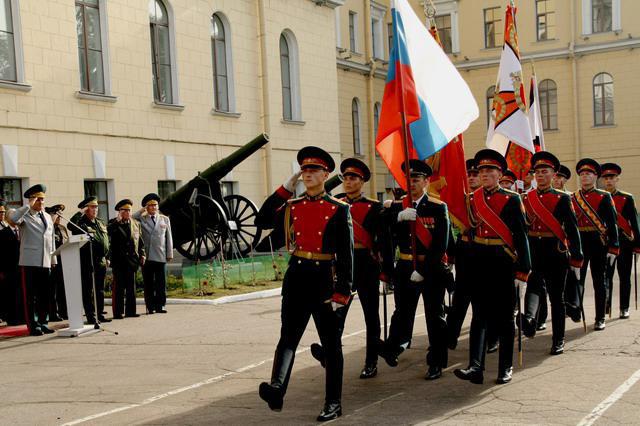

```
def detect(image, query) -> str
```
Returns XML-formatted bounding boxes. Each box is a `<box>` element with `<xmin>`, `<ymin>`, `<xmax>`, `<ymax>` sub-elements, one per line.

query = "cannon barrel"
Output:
<box><xmin>160</xmin><ymin>133</ymin><xmax>269</xmax><ymax>215</ymax></box>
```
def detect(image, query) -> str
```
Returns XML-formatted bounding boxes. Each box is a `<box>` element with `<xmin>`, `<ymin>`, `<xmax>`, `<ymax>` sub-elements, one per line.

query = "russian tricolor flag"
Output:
<box><xmin>376</xmin><ymin>0</ymin><xmax>478</xmax><ymax>189</ymax></box>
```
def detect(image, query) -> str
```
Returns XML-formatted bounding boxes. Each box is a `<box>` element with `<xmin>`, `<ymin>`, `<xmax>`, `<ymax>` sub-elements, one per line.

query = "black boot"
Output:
<box><xmin>496</xmin><ymin>366</ymin><xmax>513</xmax><ymax>384</ymax></box>
<box><xmin>258</xmin><ymin>382</ymin><xmax>283</xmax><ymax>412</ymax></box>
<box><xmin>359</xmin><ymin>364</ymin><xmax>377</xmax><ymax>379</ymax></box>
<box><xmin>550</xmin><ymin>340</ymin><xmax>564</xmax><ymax>355</ymax></box>
<box><xmin>378</xmin><ymin>342</ymin><xmax>400</xmax><ymax>367</ymax></box>
<box><xmin>424</xmin><ymin>365</ymin><xmax>442</xmax><ymax>381</ymax></box>
<box><xmin>519</xmin><ymin>314</ymin><xmax>537</xmax><ymax>338</ymax></box>
<box><xmin>310</xmin><ymin>343</ymin><xmax>326</xmax><ymax>368</ymax></box>
<box><xmin>317</xmin><ymin>401</ymin><xmax>342</xmax><ymax>421</ymax></box>
<box><xmin>454</xmin><ymin>367</ymin><xmax>483</xmax><ymax>384</ymax></box>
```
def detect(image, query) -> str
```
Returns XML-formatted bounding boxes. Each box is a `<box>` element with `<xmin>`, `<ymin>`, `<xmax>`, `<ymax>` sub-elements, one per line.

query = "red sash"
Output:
<box><xmin>617</xmin><ymin>214</ymin><xmax>634</xmax><ymax>240</ymax></box>
<box><xmin>471</xmin><ymin>189</ymin><xmax>515</xmax><ymax>252</ymax></box>
<box><xmin>573</xmin><ymin>190</ymin><xmax>608</xmax><ymax>239</ymax></box>
<box><xmin>352</xmin><ymin>220</ymin><xmax>373</xmax><ymax>249</ymax></box>
<box><xmin>525</xmin><ymin>192</ymin><xmax>568</xmax><ymax>247</ymax></box>
<box><xmin>402</xmin><ymin>197</ymin><xmax>434</xmax><ymax>249</ymax></box>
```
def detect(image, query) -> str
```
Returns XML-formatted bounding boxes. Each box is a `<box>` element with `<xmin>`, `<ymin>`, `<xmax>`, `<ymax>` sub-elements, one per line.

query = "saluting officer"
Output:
<box><xmin>379</xmin><ymin>159</ymin><xmax>450</xmax><ymax>381</ymax></box>
<box><xmin>256</xmin><ymin>146</ymin><xmax>353</xmax><ymax>422</ymax></box>
<box><xmin>309</xmin><ymin>158</ymin><xmax>393</xmax><ymax>379</ymax></box>
<box><xmin>45</xmin><ymin>204</ymin><xmax>68</xmax><ymax>321</ymax></box>
<box><xmin>72</xmin><ymin>197</ymin><xmax>111</xmax><ymax>324</ymax></box>
<box><xmin>567</xmin><ymin>159</ymin><xmax>619</xmax><ymax>331</ymax></box>
<box><xmin>520</xmin><ymin>152</ymin><xmax>583</xmax><ymax>355</ymax></box>
<box><xmin>454</xmin><ymin>150</ymin><xmax>531</xmax><ymax>385</ymax></box>
<box><xmin>108</xmin><ymin>200</ymin><xmax>146</xmax><ymax>319</ymax></box>
<box><xmin>133</xmin><ymin>193</ymin><xmax>173</xmax><ymax>314</ymax></box>
<box><xmin>8</xmin><ymin>184</ymin><xmax>56</xmax><ymax>335</ymax></box>
<box><xmin>600</xmin><ymin>163</ymin><xmax>640</xmax><ymax>319</ymax></box>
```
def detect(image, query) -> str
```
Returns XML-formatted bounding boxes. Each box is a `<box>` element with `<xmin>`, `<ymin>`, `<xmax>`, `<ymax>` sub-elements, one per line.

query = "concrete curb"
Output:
<box><xmin>103</xmin><ymin>287</ymin><xmax>282</xmax><ymax>306</ymax></box>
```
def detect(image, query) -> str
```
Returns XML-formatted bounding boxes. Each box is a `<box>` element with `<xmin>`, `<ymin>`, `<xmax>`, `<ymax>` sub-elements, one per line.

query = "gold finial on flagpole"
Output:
<box><xmin>530</xmin><ymin>58</ymin><xmax>536</xmax><ymax>76</ymax></box>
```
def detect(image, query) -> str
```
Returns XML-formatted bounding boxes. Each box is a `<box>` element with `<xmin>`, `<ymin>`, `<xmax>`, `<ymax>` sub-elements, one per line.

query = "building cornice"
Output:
<box><xmin>308</xmin><ymin>0</ymin><xmax>344</xmax><ymax>9</ymax></box>
<box><xmin>337</xmin><ymin>58</ymin><xmax>388</xmax><ymax>79</ymax></box>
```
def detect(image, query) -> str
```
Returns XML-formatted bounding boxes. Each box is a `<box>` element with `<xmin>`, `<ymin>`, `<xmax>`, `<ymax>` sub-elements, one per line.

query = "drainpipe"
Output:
<box><xmin>570</xmin><ymin>0</ymin><xmax>581</xmax><ymax>180</ymax></box>
<box><xmin>257</xmin><ymin>0</ymin><xmax>273</xmax><ymax>195</ymax></box>
<box><xmin>364</xmin><ymin>0</ymin><xmax>377</xmax><ymax>197</ymax></box>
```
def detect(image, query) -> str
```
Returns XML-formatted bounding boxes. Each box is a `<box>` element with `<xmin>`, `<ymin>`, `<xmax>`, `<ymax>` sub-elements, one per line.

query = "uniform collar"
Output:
<box><xmin>581</xmin><ymin>186</ymin><xmax>596</xmax><ymax>194</ymax></box>
<box><xmin>413</xmin><ymin>193</ymin><xmax>426</xmax><ymax>206</ymax></box>
<box><xmin>304</xmin><ymin>191</ymin><xmax>326</xmax><ymax>201</ymax></box>
<box><xmin>483</xmin><ymin>185</ymin><xmax>500</xmax><ymax>195</ymax></box>
<box><xmin>536</xmin><ymin>186</ymin><xmax>552</xmax><ymax>194</ymax></box>
<box><xmin>345</xmin><ymin>193</ymin><xmax>364</xmax><ymax>204</ymax></box>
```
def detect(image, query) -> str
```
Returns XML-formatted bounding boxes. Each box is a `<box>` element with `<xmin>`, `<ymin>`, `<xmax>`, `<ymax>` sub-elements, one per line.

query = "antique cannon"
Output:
<box><xmin>160</xmin><ymin>134</ymin><xmax>269</xmax><ymax>261</ymax></box>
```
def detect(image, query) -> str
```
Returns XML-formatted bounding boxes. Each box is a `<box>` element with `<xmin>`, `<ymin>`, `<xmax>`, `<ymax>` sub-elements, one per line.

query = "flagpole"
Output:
<box><xmin>392</xmin><ymin>3</ymin><xmax>417</xmax><ymax>268</ymax></box>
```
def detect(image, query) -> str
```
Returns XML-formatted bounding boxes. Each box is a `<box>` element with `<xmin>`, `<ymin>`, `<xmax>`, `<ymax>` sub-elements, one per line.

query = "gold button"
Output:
<box><xmin>315</xmin><ymin>261</ymin><xmax>319</xmax><ymax>266</ymax></box>
<box><xmin>298</xmin><ymin>260</ymin><xmax>301</xmax><ymax>264</ymax></box>
<box><xmin>332</xmin><ymin>206</ymin><xmax>336</xmax><ymax>210</ymax></box>
<box><xmin>325</xmin><ymin>216</ymin><xmax>329</xmax><ymax>220</ymax></box>
<box><xmin>292</xmin><ymin>206</ymin><xmax>295</xmax><ymax>210</ymax></box>
<box><xmin>320</xmin><ymin>201</ymin><xmax>324</xmax><ymax>204</ymax></box>
<box><xmin>296</xmin><ymin>232</ymin><xmax>300</xmax><ymax>236</ymax></box>
<box><xmin>317</xmin><ymin>247</ymin><xmax>321</xmax><ymax>251</ymax></box>
<box><xmin>318</xmin><ymin>231</ymin><xmax>322</xmax><ymax>235</ymax></box>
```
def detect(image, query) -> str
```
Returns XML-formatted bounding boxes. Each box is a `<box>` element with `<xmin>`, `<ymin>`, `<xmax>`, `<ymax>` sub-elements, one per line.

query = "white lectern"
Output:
<box><xmin>55</xmin><ymin>234</ymin><xmax>100</xmax><ymax>337</ymax></box>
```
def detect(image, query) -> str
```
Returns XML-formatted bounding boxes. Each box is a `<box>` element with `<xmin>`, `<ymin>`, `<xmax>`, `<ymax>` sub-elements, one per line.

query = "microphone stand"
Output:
<box><xmin>57</xmin><ymin>213</ymin><xmax>118</xmax><ymax>336</ymax></box>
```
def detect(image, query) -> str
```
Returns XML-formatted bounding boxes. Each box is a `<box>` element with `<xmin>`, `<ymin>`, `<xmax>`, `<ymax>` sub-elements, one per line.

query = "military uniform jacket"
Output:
<box><xmin>387</xmin><ymin>194</ymin><xmax>450</xmax><ymax>275</ymax></box>
<box><xmin>522</xmin><ymin>188</ymin><xmax>583</xmax><ymax>267</ymax></box>
<box><xmin>256</xmin><ymin>185</ymin><xmax>354</xmax><ymax>300</ymax></box>
<box><xmin>341</xmin><ymin>194</ymin><xmax>394</xmax><ymax>280</ymax></box>
<box><xmin>0</xmin><ymin>225</ymin><xmax>20</xmax><ymax>274</ymax></box>
<box><xmin>107</xmin><ymin>219</ymin><xmax>146</xmax><ymax>271</ymax></box>
<box><xmin>9</xmin><ymin>206</ymin><xmax>55</xmax><ymax>268</ymax></box>
<box><xmin>571</xmin><ymin>188</ymin><xmax>620</xmax><ymax>255</ymax></box>
<box><xmin>72</xmin><ymin>215</ymin><xmax>110</xmax><ymax>270</ymax></box>
<box><xmin>469</xmin><ymin>186</ymin><xmax>531</xmax><ymax>281</ymax></box>
<box><xmin>610</xmin><ymin>189</ymin><xmax>640</xmax><ymax>252</ymax></box>
<box><xmin>132</xmin><ymin>211</ymin><xmax>173</xmax><ymax>263</ymax></box>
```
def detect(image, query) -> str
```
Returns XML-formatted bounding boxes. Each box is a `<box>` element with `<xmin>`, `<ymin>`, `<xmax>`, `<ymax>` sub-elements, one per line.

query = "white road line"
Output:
<box><xmin>577</xmin><ymin>368</ymin><xmax>640</xmax><ymax>426</ymax></box>
<box><xmin>62</xmin><ymin>313</ymin><xmax>428</xmax><ymax>426</ymax></box>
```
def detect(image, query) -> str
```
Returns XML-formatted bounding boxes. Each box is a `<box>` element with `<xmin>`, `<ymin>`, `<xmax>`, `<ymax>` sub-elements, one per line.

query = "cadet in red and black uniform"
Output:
<box><xmin>601</xmin><ymin>163</ymin><xmax>640</xmax><ymax>319</ymax></box>
<box><xmin>553</xmin><ymin>165</ymin><xmax>572</xmax><ymax>192</ymax></box>
<box><xmin>520</xmin><ymin>152</ymin><xmax>583</xmax><ymax>355</ymax></box>
<box><xmin>309</xmin><ymin>158</ymin><xmax>393</xmax><ymax>379</ymax></box>
<box><xmin>255</xmin><ymin>146</ymin><xmax>353</xmax><ymax>422</ymax></box>
<box><xmin>446</xmin><ymin>158</ymin><xmax>480</xmax><ymax>350</ymax></box>
<box><xmin>454</xmin><ymin>149</ymin><xmax>531</xmax><ymax>385</ymax></box>
<box><xmin>499</xmin><ymin>169</ymin><xmax>517</xmax><ymax>190</ymax></box>
<box><xmin>566</xmin><ymin>159</ymin><xmax>619</xmax><ymax>331</ymax></box>
<box><xmin>379</xmin><ymin>159</ymin><xmax>450</xmax><ymax>381</ymax></box>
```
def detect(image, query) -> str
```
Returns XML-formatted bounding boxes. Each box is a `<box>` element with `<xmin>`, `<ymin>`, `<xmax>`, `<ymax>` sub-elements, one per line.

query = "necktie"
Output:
<box><xmin>38</xmin><ymin>212</ymin><xmax>47</xmax><ymax>227</ymax></box>
<box><xmin>151</xmin><ymin>215</ymin><xmax>156</xmax><ymax>226</ymax></box>
<box><xmin>14</xmin><ymin>228</ymin><xmax>19</xmax><ymax>240</ymax></box>
<box><xmin>413</xmin><ymin>202</ymin><xmax>417</xmax><ymax>209</ymax></box>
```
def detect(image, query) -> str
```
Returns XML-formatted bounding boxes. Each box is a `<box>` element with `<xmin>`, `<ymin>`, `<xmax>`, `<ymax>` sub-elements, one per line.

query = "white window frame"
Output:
<box><xmin>370</xmin><ymin>2</ymin><xmax>386</xmax><ymax>59</ymax></box>
<box><xmin>280</xmin><ymin>29</ymin><xmax>302</xmax><ymax>122</ymax></box>
<box><xmin>211</xmin><ymin>11</ymin><xmax>236</xmax><ymax>114</ymax></box>
<box><xmin>0</xmin><ymin>0</ymin><xmax>29</xmax><ymax>91</ymax></box>
<box><xmin>431</xmin><ymin>0</ymin><xmax>459</xmax><ymax>53</ymax></box>
<box><xmin>352</xmin><ymin>97</ymin><xmax>362</xmax><ymax>156</ymax></box>
<box><xmin>582</xmin><ymin>0</ymin><xmax>621</xmax><ymax>35</ymax></box>
<box><xmin>75</xmin><ymin>0</ymin><xmax>115</xmax><ymax>101</ymax></box>
<box><xmin>149</xmin><ymin>0</ymin><xmax>181</xmax><ymax>108</ymax></box>
<box><xmin>348</xmin><ymin>11</ymin><xmax>358</xmax><ymax>53</ymax></box>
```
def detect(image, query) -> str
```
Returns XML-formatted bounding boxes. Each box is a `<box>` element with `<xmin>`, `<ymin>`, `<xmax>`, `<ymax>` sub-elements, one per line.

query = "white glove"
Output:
<box><xmin>331</xmin><ymin>301</ymin><xmax>344</xmax><ymax>312</ymax></box>
<box><xmin>570</xmin><ymin>266</ymin><xmax>581</xmax><ymax>280</ymax></box>
<box><xmin>397</xmin><ymin>207</ymin><xmax>417</xmax><ymax>222</ymax></box>
<box><xmin>606</xmin><ymin>253</ymin><xmax>616</xmax><ymax>266</ymax></box>
<box><xmin>283</xmin><ymin>171</ymin><xmax>302</xmax><ymax>192</ymax></box>
<box><xmin>514</xmin><ymin>279</ymin><xmax>527</xmax><ymax>294</ymax></box>
<box><xmin>383</xmin><ymin>199</ymin><xmax>394</xmax><ymax>209</ymax></box>
<box><xmin>410</xmin><ymin>270</ymin><xmax>424</xmax><ymax>283</ymax></box>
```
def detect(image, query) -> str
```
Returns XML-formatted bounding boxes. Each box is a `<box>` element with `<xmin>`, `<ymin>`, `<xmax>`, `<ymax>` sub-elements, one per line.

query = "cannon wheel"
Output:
<box><xmin>223</xmin><ymin>194</ymin><xmax>262</xmax><ymax>258</ymax></box>
<box><xmin>176</xmin><ymin>195</ymin><xmax>228</xmax><ymax>261</ymax></box>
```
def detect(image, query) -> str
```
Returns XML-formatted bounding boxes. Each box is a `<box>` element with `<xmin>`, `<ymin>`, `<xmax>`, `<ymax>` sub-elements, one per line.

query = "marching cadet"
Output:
<box><xmin>255</xmin><ymin>146</ymin><xmax>353</xmax><ymax>422</ymax></box>
<box><xmin>309</xmin><ymin>158</ymin><xmax>393</xmax><ymax>379</ymax></box>
<box><xmin>601</xmin><ymin>163</ymin><xmax>640</xmax><ymax>319</ymax></box>
<box><xmin>133</xmin><ymin>193</ymin><xmax>173</xmax><ymax>314</ymax></box>
<box><xmin>454</xmin><ymin>150</ymin><xmax>530</xmax><ymax>385</ymax></box>
<box><xmin>8</xmin><ymin>184</ymin><xmax>56</xmax><ymax>336</ymax></box>
<box><xmin>108</xmin><ymin>200</ymin><xmax>146</xmax><ymax>319</ymax></box>
<box><xmin>499</xmin><ymin>169</ymin><xmax>517</xmax><ymax>190</ymax></box>
<box><xmin>72</xmin><ymin>197</ymin><xmax>111</xmax><ymax>324</ymax></box>
<box><xmin>553</xmin><ymin>165</ymin><xmax>572</xmax><ymax>192</ymax></box>
<box><xmin>0</xmin><ymin>204</ymin><xmax>21</xmax><ymax>325</ymax></box>
<box><xmin>0</xmin><ymin>200</ymin><xmax>7</xmax><ymax>229</ymax></box>
<box><xmin>522</xmin><ymin>169</ymin><xmax>535</xmax><ymax>192</ymax></box>
<box><xmin>379</xmin><ymin>159</ymin><xmax>450</xmax><ymax>381</ymax></box>
<box><xmin>45</xmin><ymin>204</ymin><xmax>68</xmax><ymax>321</ymax></box>
<box><xmin>520</xmin><ymin>152</ymin><xmax>583</xmax><ymax>355</ymax></box>
<box><xmin>566</xmin><ymin>159</ymin><xmax>619</xmax><ymax>330</ymax></box>
<box><xmin>447</xmin><ymin>159</ymin><xmax>480</xmax><ymax>350</ymax></box>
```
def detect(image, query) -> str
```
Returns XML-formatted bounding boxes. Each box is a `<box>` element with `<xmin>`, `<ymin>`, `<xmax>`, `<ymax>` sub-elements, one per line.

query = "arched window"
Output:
<box><xmin>211</xmin><ymin>13</ymin><xmax>235</xmax><ymax>113</ymax></box>
<box><xmin>149</xmin><ymin>0</ymin><xmax>178</xmax><ymax>105</ymax></box>
<box><xmin>538</xmin><ymin>79</ymin><xmax>558</xmax><ymax>130</ymax></box>
<box><xmin>352</xmin><ymin>98</ymin><xmax>362</xmax><ymax>155</ymax></box>
<box><xmin>593</xmin><ymin>72</ymin><xmax>614</xmax><ymax>126</ymax></box>
<box><xmin>280</xmin><ymin>30</ymin><xmax>301</xmax><ymax>121</ymax></box>
<box><xmin>486</xmin><ymin>85</ymin><xmax>496</xmax><ymax>126</ymax></box>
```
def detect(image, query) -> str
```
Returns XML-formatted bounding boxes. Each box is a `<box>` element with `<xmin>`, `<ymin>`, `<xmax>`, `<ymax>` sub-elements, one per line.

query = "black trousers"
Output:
<box><xmin>49</xmin><ymin>262</ymin><xmax>67</xmax><ymax>318</ymax></box>
<box><xmin>81</xmin><ymin>267</ymin><xmax>105</xmax><ymax>322</ymax></box>
<box><xmin>270</xmin><ymin>258</ymin><xmax>345</xmax><ymax>404</ymax></box>
<box><xmin>606</xmin><ymin>240</ymin><xmax>634</xmax><ymax>311</ymax></box>
<box><xmin>447</xmin><ymin>240</ymin><xmax>472</xmax><ymax>342</ymax></box>
<box><xmin>524</xmin><ymin>238</ymin><xmax>568</xmax><ymax>343</ymax></box>
<box><xmin>577</xmin><ymin>232</ymin><xmax>608</xmax><ymax>322</ymax></box>
<box><xmin>468</xmin><ymin>245</ymin><xmax>515</xmax><ymax>372</ymax></box>
<box><xmin>20</xmin><ymin>266</ymin><xmax>50</xmax><ymax>332</ymax></box>
<box><xmin>112</xmin><ymin>267</ymin><xmax>137</xmax><ymax>317</ymax></box>
<box><xmin>1</xmin><ymin>269</ymin><xmax>23</xmax><ymax>325</ymax></box>
<box><xmin>387</xmin><ymin>259</ymin><xmax>447</xmax><ymax>368</ymax></box>
<box><xmin>143</xmin><ymin>261</ymin><xmax>167</xmax><ymax>311</ymax></box>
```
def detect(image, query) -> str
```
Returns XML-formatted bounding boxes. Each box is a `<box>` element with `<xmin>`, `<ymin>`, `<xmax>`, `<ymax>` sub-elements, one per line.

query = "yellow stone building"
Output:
<box><xmin>336</xmin><ymin>0</ymin><xmax>640</xmax><ymax>195</ymax></box>
<box><xmin>1</xmin><ymin>0</ymin><xmax>639</xmax><ymax>221</ymax></box>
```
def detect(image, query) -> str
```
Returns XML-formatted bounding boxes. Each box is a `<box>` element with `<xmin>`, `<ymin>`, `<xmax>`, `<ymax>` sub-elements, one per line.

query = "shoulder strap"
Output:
<box><xmin>525</xmin><ymin>193</ymin><xmax>568</xmax><ymax>246</ymax></box>
<box><xmin>573</xmin><ymin>190</ymin><xmax>607</xmax><ymax>237</ymax></box>
<box><xmin>471</xmin><ymin>189</ymin><xmax>515</xmax><ymax>251</ymax></box>
<box><xmin>352</xmin><ymin>218</ymin><xmax>373</xmax><ymax>249</ymax></box>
